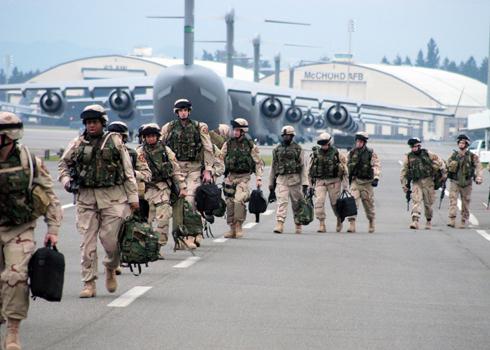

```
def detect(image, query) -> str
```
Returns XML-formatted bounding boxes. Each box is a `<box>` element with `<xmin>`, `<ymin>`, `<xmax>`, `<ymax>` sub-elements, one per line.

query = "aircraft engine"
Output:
<box><xmin>285</xmin><ymin>106</ymin><xmax>303</xmax><ymax>123</ymax></box>
<box><xmin>260</xmin><ymin>96</ymin><xmax>283</xmax><ymax>118</ymax></box>
<box><xmin>313</xmin><ymin>116</ymin><xmax>326</xmax><ymax>129</ymax></box>
<box><xmin>109</xmin><ymin>89</ymin><xmax>134</xmax><ymax>118</ymax></box>
<box><xmin>301</xmin><ymin>110</ymin><xmax>315</xmax><ymax>127</ymax></box>
<box><xmin>39</xmin><ymin>91</ymin><xmax>65</xmax><ymax>115</ymax></box>
<box><xmin>325</xmin><ymin>104</ymin><xmax>349</xmax><ymax>127</ymax></box>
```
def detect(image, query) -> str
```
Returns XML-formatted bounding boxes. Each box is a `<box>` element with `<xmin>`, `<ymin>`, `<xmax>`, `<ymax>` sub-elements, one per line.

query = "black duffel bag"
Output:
<box><xmin>195</xmin><ymin>183</ymin><xmax>222</xmax><ymax>215</ymax></box>
<box><xmin>28</xmin><ymin>241</ymin><xmax>65</xmax><ymax>302</ymax></box>
<box><xmin>249</xmin><ymin>188</ymin><xmax>268</xmax><ymax>222</ymax></box>
<box><xmin>336</xmin><ymin>190</ymin><xmax>357</xmax><ymax>222</ymax></box>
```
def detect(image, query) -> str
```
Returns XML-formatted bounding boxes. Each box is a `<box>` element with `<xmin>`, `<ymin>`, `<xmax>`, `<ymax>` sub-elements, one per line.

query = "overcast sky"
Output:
<box><xmin>0</xmin><ymin>0</ymin><xmax>489</xmax><ymax>71</ymax></box>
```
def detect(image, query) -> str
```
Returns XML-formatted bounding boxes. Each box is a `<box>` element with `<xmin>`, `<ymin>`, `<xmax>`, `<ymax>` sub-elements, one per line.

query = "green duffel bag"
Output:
<box><xmin>295</xmin><ymin>196</ymin><xmax>314</xmax><ymax>226</ymax></box>
<box><xmin>118</xmin><ymin>214</ymin><xmax>160</xmax><ymax>275</ymax></box>
<box><xmin>172</xmin><ymin>198</ymin><xmax>203</xmax><ymax>238</ymax></box>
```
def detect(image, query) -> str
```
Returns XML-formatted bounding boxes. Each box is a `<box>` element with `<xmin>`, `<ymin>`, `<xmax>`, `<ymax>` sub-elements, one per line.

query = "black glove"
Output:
<box><xmin>371</xmin><ymin>178</ymin><xmax>379</xmax><ymax>187</ymax></box>
<box><xmin>308</xmin><ymin>187</ymin><xmax>315</xmax><ymax>198</ymax></box>
<box><xmin>268</xmin><ymin>191</ymin><xmax>277</xmax><ymax>203</ymax></box>
<box><xmin>302</xmin><ymin>185</ymin><xmax>308</xmax><ymax>196</ymax></box>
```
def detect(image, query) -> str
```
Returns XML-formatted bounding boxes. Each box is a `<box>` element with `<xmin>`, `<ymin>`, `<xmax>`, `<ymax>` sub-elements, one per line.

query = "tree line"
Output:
<box><xmin>381</xmin><ymin>38</ymin><xmax>488</xmax><ymax>83</ymax></box>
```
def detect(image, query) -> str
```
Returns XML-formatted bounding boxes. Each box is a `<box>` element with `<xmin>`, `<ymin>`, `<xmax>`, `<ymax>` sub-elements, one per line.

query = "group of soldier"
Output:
<box><xmin>0</xmin><ymin>97</ymin><xmax>487</xmax><ymax>349</ymax></box>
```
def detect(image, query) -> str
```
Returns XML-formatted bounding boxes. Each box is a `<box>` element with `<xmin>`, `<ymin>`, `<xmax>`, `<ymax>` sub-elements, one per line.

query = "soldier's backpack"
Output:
<box><xmin>118</xmin><ymin>214</ymin><xmax>160</xmax><ymax>275</ymax></box>
<box><xmin>28</xmin><ymin>241</ymin><xmax>65</xmax><ymax>302</ymax></box>
<box><xmin>296</xmin><ymin>195</ymin><xmax>314</xmax><ymax>226</ymax></box>
<box><xmin>249</xmin><ymin>188</ymin><xmax>268</xmax><ymax>222</ymax></box>
<box><xmin>195</xmin><ymin>183</ymin><xmax>222</xmax><ymax>215</ymax></box>
<box><xmin>336</xmin><ymin>190</ymin><xmax>357</xmax><ymax>222</ymax></box>
<box><xmin>172</xmin><ymin>198</ymin><xmax>204</xmax><ymax>252</ymax></box>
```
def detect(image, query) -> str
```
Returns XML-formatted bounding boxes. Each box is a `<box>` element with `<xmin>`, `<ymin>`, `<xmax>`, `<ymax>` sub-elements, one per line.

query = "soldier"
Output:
<box><xmin>221</xmin><ymin>118</ymin><xmax>263</xmax><ymax>238</ymax></box>
<box><xmin>59</xmin><ymin>105</ymin><xmax>139</xmax><ymax>298</ymax></box>
<box><xmin>160</xmin><ymin>98</ymin><xmax>214</xmax><ymax>249</ymax></box>
<box><xmin>346</xmin><ymin>131</ymin><xmax>381</xmax><ymax>233</ymax></box>
<box><xmin>270</xmin><ymin>125</ymin><xmax>308</xmax><ymax>234</ymax></box>
<box><xmin>209</xmin><ymin>124</ymin><xmax>229</xmax><ymax>182</ymax></box>
<box><xmin>0</xmin><ymin>112</ymin><xmax>62</xmax><ymax>350</ymax></box>
<box><xmin>137</xmin><ymin>123</ymin><xmax>186</xmax><ymax>257</ymax></box>
<box><xmin>400</xmin><ymin>137</ymin><xmax>446</xmax><ymax>229</ymax></box>
<box><xmin>446</xmin><ymin>134</ymin><xmax>483</xmax><ymax>228</ymax></box>
<box><xmin>307</xmin><ymin>132</ymin><xmax>348</xmax><ymax>233</ymax></box>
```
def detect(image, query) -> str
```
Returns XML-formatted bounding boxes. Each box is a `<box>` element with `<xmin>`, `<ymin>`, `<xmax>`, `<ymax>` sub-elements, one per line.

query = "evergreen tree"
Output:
<box><xmin>201</xmin><ymin>50</ymin><xmax>215</xmax><ymax>61</ymax></box>
<box><xmin>479</xmin><ymin>57</ymin><xmax>488</xmax><ymax>83</ymax></box>
<box><xmin>381</xmin><ymin>56</ymin><xmax>390</xmax><ymax>64</ymax></box>
<box><xmin>425</xmin><ymin>38</ymin><xmax>440</xmax><ymax>68</ymax></box>
<box><xmin>415</xmin><ymin>50</ymin><xmax>425</xmax><ymax>67</ymax></box>
<box><xmin>393</xmin><ymin>55</ymin><xmax>403</xmax><ymax>65</ymax></box>
<box><xmin>461</xmin><ymin>56</ymin><xmax>479</xmax><ymax>80</ymax></box>
<box><xmin>403</xmin><ymin>56</ymin><xmax>412</xmax><ymax>65</ymax></box>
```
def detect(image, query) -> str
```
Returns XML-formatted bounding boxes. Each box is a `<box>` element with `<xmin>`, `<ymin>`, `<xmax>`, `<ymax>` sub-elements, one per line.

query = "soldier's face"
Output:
<box><xmin>233</xmin><ymin>128</ymin><xmax>242</xmax><ymax>138</ymax></box>
<box><xmin>355</xmin><ymin>140</ymin><xmax>365</xmax><ymax>149</ymax></box>
<box><xmin>145</xmin><ymin>134</ymin><xmax>158</xmax><ymax>145</ymax></box>
<box><xmin>458</xmin><ymin>140</ymin><xmax>467</xmax><ymax>150</ymax></box>
<box><xmin>321</xmin><ymin>143</ymin><xmax>330</xmax><ymax>150</ymax></box>
<box><xmin>85</xmin><ymin>119</ymin><xmax>104</xmax><ymax>135</ymax></box>
<box><xmin>177</xmin><ymin>108</ymin><xmax>190</xmax><ymax>120</ymax></box>
<box><xmin>411</xmin><ymin>144</ymin><xmax>421</xmax><ymax>153</ymax></box>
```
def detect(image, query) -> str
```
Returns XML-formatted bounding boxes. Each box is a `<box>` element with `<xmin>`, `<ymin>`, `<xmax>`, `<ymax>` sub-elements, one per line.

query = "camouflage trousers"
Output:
<box><xmin>348</xmin><ymin>179</ymin><xmax>375</xmax><ymax>221</ymax></box>
<box><xmin>146</xmin><ymin>184</ymin><xmax>172</xmax><ymax>246</ymax></box>
<box><xmin>314</xmin><ymin>179</ymin><xmax>341</xmax><ymax>221</ymax></box>
<box><xmin>77</xmin><ymin>203</ymin><xmax>130</xmax><ymax>282</ymax></box>
<box><xmin>0</xmin><ymin>221</ymin><xmax>36</xmax><ymax>320</ymax></box>
<box><xmin>178</xmin><ymin>161</ymin><xmax>203</xmax><ymax>210</ymax></box>
<box><xmin>225</xmin><ymin>173</ymin><xmax>251</xmax><ymax>225</ymax></box>
<box><xmin>448</xmin><ymin>180</ymin><xmax>472</xmax><ymax>221</ymax></box>
<box><xmin>411</xmin><ymin>177</ymin><xmax>435</xmax><ymax>220</ymax></box>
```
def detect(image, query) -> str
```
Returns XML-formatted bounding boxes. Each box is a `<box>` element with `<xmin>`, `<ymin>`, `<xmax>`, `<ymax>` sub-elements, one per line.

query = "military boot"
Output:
<box><xmin>185</xmin><ymin>237</ymin><xmax>197</xmax><ymax>250</ymax></box>
<box><xmin>5</xmin><ymin>318</ymin><xmax>21</xmax><ymax>350</ymax></box>
<box><xmin>317</xmin><ymin>220</ymin><xmax>326</xmax><ymax>233</ymax></box>
<box><xmin>409</xmin><ymin>217</ymin><xmax>419</xmax><ymax>230</ymax></box>
<box><xmin>447</xmin><ymin>217</ymin><xmax>456</xmax><ymax>228</ymax></box>
<box><xmin>224</xmin><ymin>224</ymin><xmax>236</xmax><ymax>238</ymax></box>
<box><xmin>368</xmin><ymin>219</ymin><xmax>375</xmax><ymax>233</ymax></box>
<box><xmin>336</xmin><ymin>218</ymin><xmax>343</xmax><ymax>233</ymax></box>
<box><xmin>79</xmin><ymin>281</ymin><xmax>96</xmax><ymax>298</ymax></box>
<box><xmin>295</xmin><ymin>224</ymin><xmax>302</xmax><ymax>234</ymax></box>
<box><xmin>273</xmin><ymin>221</ymin><xmax>284</xmax><ymax>234</ymax></box>
<box><xmin>235</xmin><ymin>222</ymin><xmax>244</xmax><ymax>238</ymax></box>
<box><xmin>115</xmin><ymin>266</ymin><xmax>122</xmax><ymax>275</ymax></box>
<box><xmin>347</xmin><ymin>219</ymin><xmax>356</xmax><ymax>233</ymax></box>
<box><xmin>458</xmin><ymin>220</ymin><xmax>468</xmax><ymax>229</ymax></box>
<box><xmin>105</xmin><ymin>268</ymin><xmax>117</xmax><ymax>293</ymax></box>
<box><xmin>425</xmin><ymin>219</ymin><xmax>432</xmax><ymax>230</ymax></box>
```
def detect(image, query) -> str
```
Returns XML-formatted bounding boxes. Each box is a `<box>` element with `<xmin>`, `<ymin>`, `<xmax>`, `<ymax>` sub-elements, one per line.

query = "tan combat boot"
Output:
<box><xmin>295</xmin><ymin>224</ymin><xmax>302</xmax><ymax>234</ymax></box>
<box><xmin>235</xmin><ymin>222</ymin><xmax>244</xmax><ymax>238</ymax></box>
<box><xmin>347</xmin><ymin>219</ymin><xmax>356</xmax><ymax>233</ymax></box>
<box><xmin>447</xmin><ymin>217</ymin><xmax>456</xmax><ymax>228</ymax></box>
<box><xmin>224</xmin><ymin>224</ymin><xmax>236</xmax><ymax>238</ymax></box>
<box><xmin>409</xmin><ymin>217</ymin><xmax>419</xmax><ymax>230</ymax></box>
<box><xmin>185</xmin><ymin>237</ymin><xmax>197</xmax><ymax>250</ymax></box>
<box><xmin>106</xmin><ymin>268</ymin><xmax>117</xmax><ymax>293</ymax></box>
<box><xmin>79</xmin><ymin>281</ymin><xmax>96</xmax><ymax>298</ymax></box>
<box><xmin>425</xmin><ymin>220</ymin><xmax>432</xmax><ymax>230</ymax></box>
<box><xmin>317</xmin><ymin>220</ymin><xmax>326</xmax><ymax>233</ymax></box>
<box><xmin>458</xmin><ymin>220</ymin><xmax>467</xmax><ymax>229</ymax></box>
<box><xmin>273</xmin><ymin>221</ymin><xmax>284</xmax><ymax>234</ymax></box>
<box><xmin>5</xmin><ymin>318</ymin><xmax>21</xmax><ymax>350</ymax></box>
<box><xmin>368</xmin><ymin>219</ymin><xmax>375</xmax><ymax>233</ymax></box>
<box><xmin>336</xmin><ymin>218</ymin><xmax>343</xmax><ymax>233</ymax></box>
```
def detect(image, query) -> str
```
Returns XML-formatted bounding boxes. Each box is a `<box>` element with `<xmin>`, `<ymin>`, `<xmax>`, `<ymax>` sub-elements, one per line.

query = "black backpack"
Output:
<box><xmin>195</xmin><ymin>183</ymin><xmax>222</xmax><ymax>215</ymax></box>
<box><xmin>336</xmin><ymin>190</ymin><xmax>357</xmax><ymax>222</ymax></box>
<box><xmin>28</xmin><ymin>242</ymin><xmax>65</xmax><ymax>302</ymax></box>
<box><xmin>248</xmin><ymin>189</ymin><xmax>268</xmax><ymax>222</ymax></box>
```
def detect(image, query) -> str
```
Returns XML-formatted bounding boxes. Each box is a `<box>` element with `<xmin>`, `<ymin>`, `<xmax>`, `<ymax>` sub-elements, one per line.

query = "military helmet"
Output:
<box><xmin>140</xmin><ymin>123</ymin><xmax>161</xmax><ymax>137</ymax></box>
<box><xmin>456</xmin><ymin>134</ymin><xmax>470</xmax><ymax>144</ymax></box>
<box><xmin>281</xmin><ymin>125</ymin><xmax>296</xmax><ymax>136</ymax></box>
<box><xmin>173</xmin><ymin>98</ymin><xmax>192</xmax><ymax>114</ymax></box>
<box><xmin>80</xmin><ymin>104</ymin><xmax>109</xmax><ymax>125</ymax></box>
<box><xmin>407</xmin><ymin>137</ymin><xmax>421</xmax><ymax>147</ymax></box>
<box><xmin>217</xmin><ymin>123</ymin><xmax>230</xmax><ymax>137</ymax></box>
<box><xmin>355</xmin><ymin>131</ymin><xmax>369</xmax><ymax>142</ymax></box>
<box><xmin>230</xmin><ymin>118</ymin><xmax>249</xmax><ymax>132</ymax></box>
<box><xmin>108</xmin><ymin>121</ymin><xmax>129</xmax><ymax>138</ymax></box>
<box><xmin>0</xmin><ymin>112</ymin><xmax>24</xmax><ymax>140</ymax></box>
<box><xmin>317</xmin><ymin>132</ymin><xmax>332</xmax><ymax>145</ymax></box>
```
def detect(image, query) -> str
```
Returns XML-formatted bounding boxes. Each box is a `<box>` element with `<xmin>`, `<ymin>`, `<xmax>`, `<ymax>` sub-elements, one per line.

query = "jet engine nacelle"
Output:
<box><xmin>285</xmin><ymin>106</ymin><xmax>303</xmax><ymax>123</ymax></box>
<box><xmin>260</xmin><ymin>96</ymin><xmax>283</xmax><ymax>118</ymax></box>
<box><xmin>325</xmin><ymin>104</ymin><xmax>349</xmax><ymax>127</ymax></box>
<box><xmin>313</xmin><ymin>116</ymin><xmax>326</xmax><ymax>129</ymax></box>
<box><xmin>109</xmin><ymin>89</ymin><xmax>134</xmax><ymax>119</ymax></box>
<box><xmin>301</xmin><ymin>110</ymin><xmax>315</xmax><ymax>127</ymax></box>
<box><xmin>39</xmin><ymin>91</ymin><xmax>65</xmax><ymax>115</ymax></box>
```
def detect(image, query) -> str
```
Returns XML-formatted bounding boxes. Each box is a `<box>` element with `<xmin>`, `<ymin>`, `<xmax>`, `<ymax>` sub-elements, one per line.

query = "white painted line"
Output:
<box><xmin>444</xmin><ymin>190</ymin><xmax>479</xmax><ymax>226</ymax></box>
<box><xmin>107</xmin><ymin>286</ymin><xmax>152</xmax><ymax>307</ymax></box>
<box><xmin>483</xmin><ymin>202</ymin><xmax>488</xmax><ymax>209</ymax></box>
<box><xmin>263</xmin><ymin>209</ymin><xmax>274</xmax><ymax>216</ymax></box>
<box><xmin>243</xmin><ymin>222</ymin><xmax>257</xmax><ymax>229</ymax></box>
<box><xmin>213</xmin><ymin>237</ymin><xmax>228</xmax><ymax>243</ymax></box>
<box><xmin>398</xmin><ymin>160</ymin><xmax>403</xmax><ymax>166</ymax></box>
<box><xmin>62</xmin><ymin>203</ymin><xmax>75</xmax><ymax>210</ymax></box>
<box><xmin>476</xmin><ymin>230</ymin><xmax>490</xmax><ymax>242</ymax></box>
<box><xmin>173</xmin><ymin>256</ymin><xmax>201</xmax><ymax>269</ymax></box>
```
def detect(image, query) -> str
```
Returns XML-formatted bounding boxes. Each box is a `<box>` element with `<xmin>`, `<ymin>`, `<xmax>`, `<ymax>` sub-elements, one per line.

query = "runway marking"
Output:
<box><xmin>444</xmin><ymin>189</ymin><xmax>479</xmax><ymax>226</ymax></box>
<box><xmin>173</xmin><ymin>256</ymin><xmax>201</xmax><ymax>268</ymax></box>
<box><xmin>62</xmin><ymin>203</ymin><xmax>75</xmax><ymax>210</ymax></box>
<box><xmin>476</xmin><ymin>230</ymin><xmax>490</xmax><ymax>242</ymax></box>
<box><xmin>107</xmin><ymin>286</ymin><xmax>152</xmax><ymax>307</ymax></box>
<box><xmin>243</xmin><ymin>222</ymin><xmax>257</xmax><ymax>229</ymax></box>
<box><xmin>213</xmin><ymin>237</ymin><xmax>228</xmax><ymax>243</ymax></box>
<box><xmin>263</xmin><ymin>209</ymin><xmax>274</xmax><ymax>216</ymax></box>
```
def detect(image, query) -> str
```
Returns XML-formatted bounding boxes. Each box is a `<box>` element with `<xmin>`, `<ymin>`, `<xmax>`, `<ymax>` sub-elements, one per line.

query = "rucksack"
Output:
<box><xmin>195</xmin><ymin>183</ymin><xmax>222</xmax><ymax>215</ymax></box>
<box><xmin>172</xmin><ymin>198</ymin><xmax>204</xmax><ymax>252</ymax></box>
<box><xmin>336</xmin><ymin>190</ymin><xmax>357</xmax><ymax>222</ymax></box>
<box><xmin>248</xmin><ymin>189</ymin><xmax>268</xmax><ymax>222</ymax></box>
<box><xmin>118</xmin><ymin>214</ymin><xmax>160</xmax><ymax>275</ymax></box>
<box><xmin>28</xmin><ymin>242</ymin><xmax>65</xmax><ymax>302</ymax></box>
<box><xmin>295</xmin><ymin>196</ymin><xmax>314</xmax><ymax>226</ymax></box>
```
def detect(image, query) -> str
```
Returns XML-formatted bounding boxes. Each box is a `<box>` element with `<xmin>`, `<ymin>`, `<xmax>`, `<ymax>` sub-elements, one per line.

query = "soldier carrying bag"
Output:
<box><xmin>28</xmin><ymin>241</ymin><xmax>65</xmax><ymax>302</ymax></box>
<box><xmin>172</xmin><ymin>197</ymin><xmax>204</xmax><ymax>253</ymax></box>
<box><xmin>336</xmin><ymin>190</ymin><xmax>357</xmax><ymax>222</ymax></box>
<box><xmin>249</xmin><ymin>188</ymin><xmax>268</xmax><ymax>222</ymax></box>
<box><xmin>296</xmin><ymin>193</ymin><xmax>314</xmax><ymax>226</ymax></box>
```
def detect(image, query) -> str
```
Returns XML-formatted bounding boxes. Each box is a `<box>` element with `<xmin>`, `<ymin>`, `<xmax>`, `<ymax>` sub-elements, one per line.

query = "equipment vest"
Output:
<box><xmin>224</xmin><ymin>137</ymin><xmax>255</xmax><ymax>174</ymax></box>
<box><xmin>348</xmin><ymin>147</ymin><xmax>374</xmax><ymax>180</ymax></box>
<box><xmin>447</xmin><ymin>150</ymin><xmax>476</xmax><ymax>187</ymax></box>
<box><xmin>309</xmin><ymin>146</ymin><xmax>340</xmax><ymax>179</ymax></box>
<box><xmin>273</xmin><ymin>142</ymin><xmax>303</xmax><ymax>175</ymax></box>
<box><xmin>407</xmin><ymin>149</ymin><xmax>433</xmax><ymax>182</ymax></box>
<box><xmin>0</xmin><ymin>145</ymin><xmax>38</xmax><ymax>226</ymax></box>
<box><xmin>166</xmin><ymin>120</ymin><xmax>202</xmax><ymax>162</ymax></box>
<box><xmin>74</xmin><ymin>133</ymin><xmax>124</xmax><ymax>188</ymax></box>
<box><xmin>143</xmin><ymin>142</ymin><xmax>173</xmax><ymax>183</ymax></box>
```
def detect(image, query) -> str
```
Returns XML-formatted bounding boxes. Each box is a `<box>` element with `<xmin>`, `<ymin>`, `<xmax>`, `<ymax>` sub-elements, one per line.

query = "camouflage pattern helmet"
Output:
<box><xmin>230</xmin><ymin>118</ymin><xmax>249</xmax><ymax>133</ymax></box>
<box><xmin>80</xmin><ymin>104</ymin><xmax>109</xmax><ymax>125</ymax></box>
<box><xmin>108</xmin><ymin>121</ymin><xmax>129</xmax><ymax>138</ymax></box>
<box><xmin>355</xmin><ymin>131</ymin><xmax>369</xmax><ymax>142</ymax></box>
<box><xmin>0</xmin><ymin>112</ymin><xmax>23</xmax><ymax>140</ymax></box>
<box><xmin>456</xmin><ymin>134</ymin><xmax>470</xmax><ymax>144</ymax></box>
<box><xmin>407</xmin><ymin>137</ymin><xmax>421</xmax><ymax>147</ymax></box>
<box><xmin>281</xmin><ymin>125</ymin><xmax>296</xmax><ymax>136</ymax></box>
<box><xmin>173</xmin><ymin>98</ymin><xmax>192</xmax><ymax>114</ymax></box>
<box><xmin>140</xmin><ymin>123</ymin><xmax>161</xmax><ymax>137</ymax></box>
<box><xmin>317</xmin><ymin>132</ymin><xmax>332</xmax><ymax>145</ymax></box>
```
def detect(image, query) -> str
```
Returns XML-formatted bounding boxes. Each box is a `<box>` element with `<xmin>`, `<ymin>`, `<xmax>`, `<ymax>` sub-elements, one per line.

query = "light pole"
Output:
<box><xmin>346</xmin><ymin>19</ymin><xmax>355</xmax><ymax>97</ymax></box>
